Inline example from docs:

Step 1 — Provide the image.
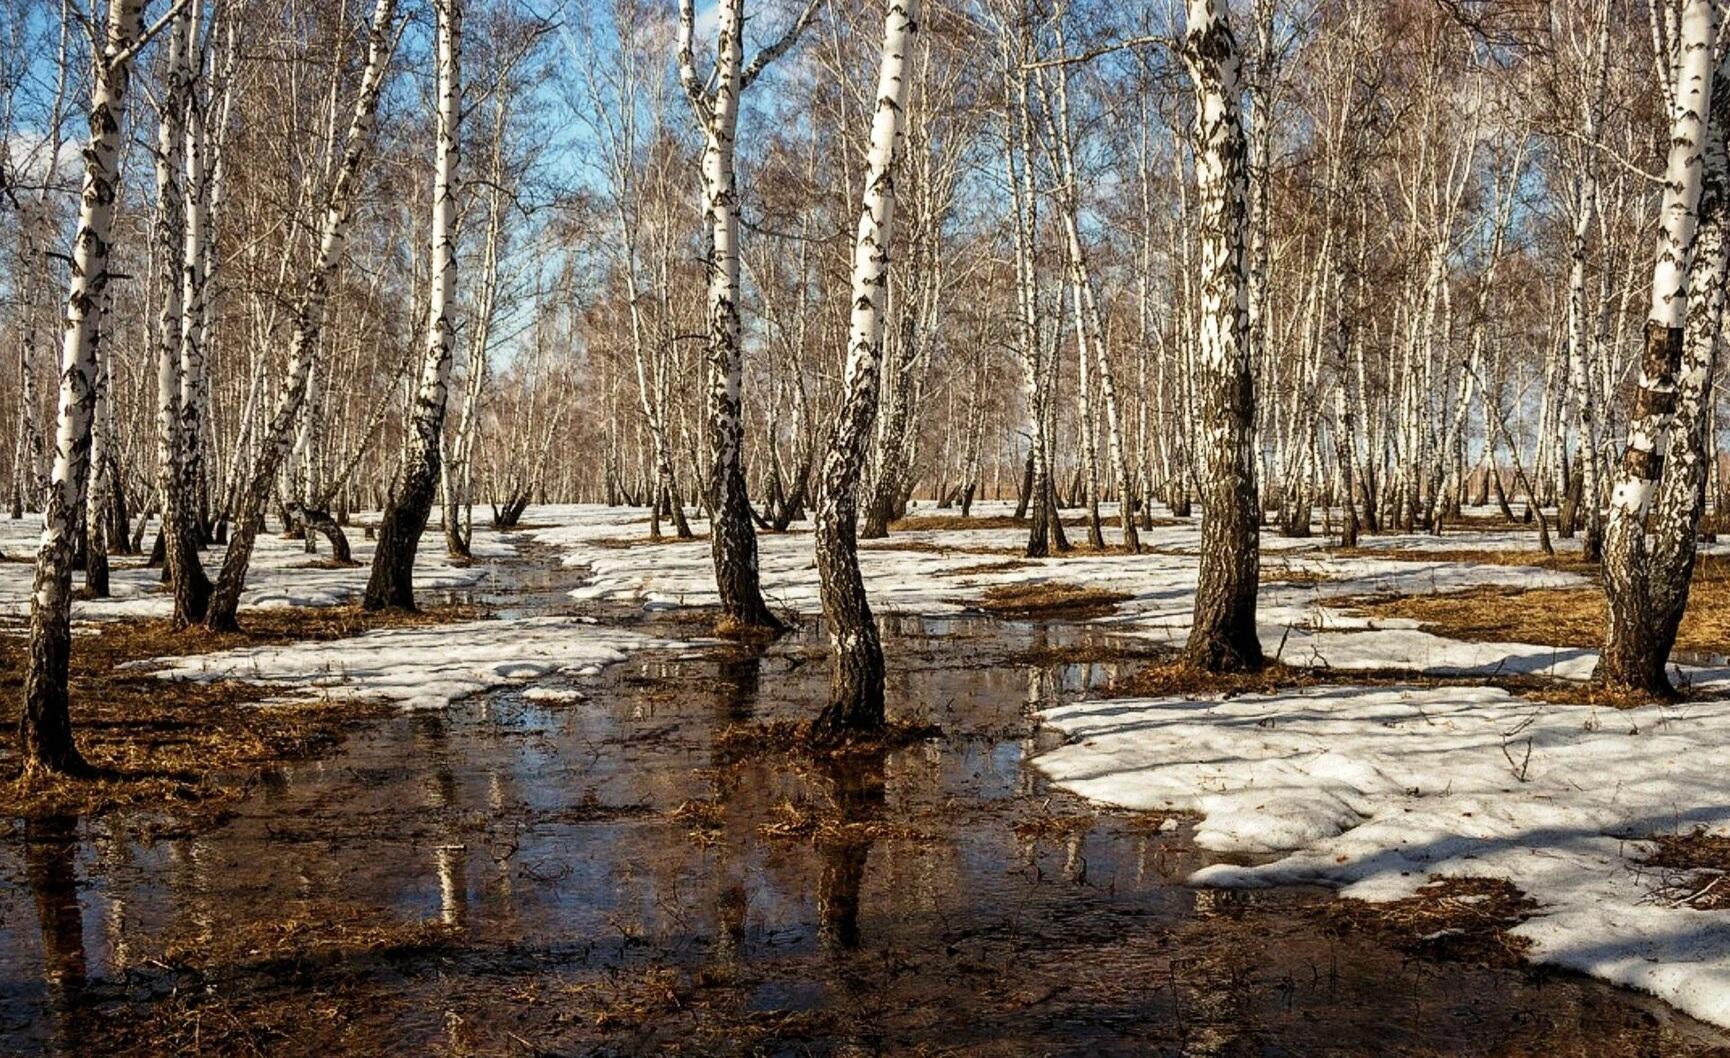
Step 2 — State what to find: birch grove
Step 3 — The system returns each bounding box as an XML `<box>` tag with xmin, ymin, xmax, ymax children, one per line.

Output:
<box><xmin>10</xmin><ymin>0</ymin><xmax>1730</xmax><ymax>776</ymax></box>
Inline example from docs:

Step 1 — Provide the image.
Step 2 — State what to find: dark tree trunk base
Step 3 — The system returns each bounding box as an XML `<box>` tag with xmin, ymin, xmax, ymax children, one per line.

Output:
<box><xmin>302</xmin><ymin>508</ymin><xmax>354</xmax><ymax>564</ymax></box>
<box><xmin>364</xmin><ymin>483</ymin><xmax>436</xmax><ymax>612</ymax></box>
<box><xmin>1184</xmin><ymin>632</ymin><xmax>1265</xmax><ymax>675</ymax></box>
<box><xmin>809</xmin><ymin>635</ymin><xmax>887</xmax><ymax>749</ymax></box>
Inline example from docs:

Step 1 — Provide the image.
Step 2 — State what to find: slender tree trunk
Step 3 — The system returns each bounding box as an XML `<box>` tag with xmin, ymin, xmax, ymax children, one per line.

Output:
<box><xmin>1182</xmin><ymin>0</ymin><xmax>1262</xmax><ymax>672</ymax></box>
<box><xmin>22</xmin><ymin>0</ymin><xmax>146</xmax><ymax>777</ymax></box>
<box><xmin>364</xmin><ymin>0</ymin><xmax>460</xmax><ymax>612</ymax></box>
<box><xmin>810</xmin><ymin>0</ymin><xmax>917</xmax><ymax>747</ymax></box>
<box><xmin>206</xmin><ymin>0</ymin><xmax>397</xmax><ymax>630</ymax></box>
<box><xmin>677</xmin><ymin>0</ymin><xmax>812</xmax><ymax>632</ymax></box>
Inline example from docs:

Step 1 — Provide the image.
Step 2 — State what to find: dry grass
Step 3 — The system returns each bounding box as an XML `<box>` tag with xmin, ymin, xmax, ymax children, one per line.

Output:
<box><xmin>859</xmin><ymin>538</ymin><xmax>1023</xmax><ymax>557</ymax></box>
<box><xmin>1052</xmin><ymin>541</ymin><xmax>1146</xmax><ymax>557</ymax></box>
<box><xmin>1335</xmin><ymin>545</ymin><xmax>1599</xmax><ymax>576</ymax></box>
<box><xmin>160</xmin><ymin>900</ymin><xmax>458</xmax><ymax>970</ymax></box>
<box><xmin>711</xmin><ymin>613</ymin><xmax>795</xmax><ymax>644</ymax></box>
<box><xmin>587</xmin><ymin>533</ymin><xmax>709</xmax><ymax>549</ymax></box>
<box><xmin>1322</xmin><ymin>876</ymin><xmax>1536</xmax><ymax>966</ymax></box>
<box><xmin>1260</xmin><ymin>564</ymin><xmax>1330</xmax><ymax>585</ymax></box>
<box><xmin>1344</xmin><ymin>554</ymin><xmax>1730</xmax><ymax>660</ymax></box>
<box><xmin>973</xmin><ymin>582</ymin><xmax>1132</xmax><ymax>620</ymax></box>
<box><xmin>1006</xmin><ymin>639</ymin><xmax>1171</xmax><ymax>669</ymax></box>
<box><xmin>891</xmin><ymin>514</ymin><xmax>1027</xmax><ymax>532</ymax></box>
<box><xmin>670</xmin><ymin>797</ymin><xmax>727</xmax><ymax>843</ymax></box>
<box><xmin>713</xmin><ymin>718</ymin><xmax>942</xmax><ymax>758</ymax></box>
<box><xmin>0</xmin><ymin>603</ymin><xmax>479</xmax><ymax>825</ymax></box>
<box><xmin>294</xmin><ymin>557</ymin><xmax>363</xmax><ymax>570</ymax></box>
<box><xmin>1011</xmin><ymin>812</ymin><xmax>1098</xmax><ymax>839</ymax></box>
<box><xmin>756</xmin><ymin>796</ymin><xmax>933</xmax><ymax>844</ymax></box>
<box><xmin>1104</xmin><ymin>658</ymin><xmax>1349</xmax><ymax>699</ymax></box>
<box><xmin>950</xmin><ymin>559</ymin><xmax>1039</xmax><ymax>576</ymax></box>
<box><xmin>1640</xmin><ymin>829</ymin><xmax>1730</xmax><ymax>910</ymax></box>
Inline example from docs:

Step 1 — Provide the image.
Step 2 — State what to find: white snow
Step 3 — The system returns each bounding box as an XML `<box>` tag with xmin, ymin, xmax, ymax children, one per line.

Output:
<box><xmin>1037</xmin><ymin>685</ymin><xmax>1730</xmax><ymax>1028</ymax></box>
<box><xmin>0</xmin><ymin>515</ymin><xmax>507</xmax><ymax>622</ymax></box>
<box><xmin>142</xmin><ymin>616</ymin><xmax>681</xmax><ymax>710</ymax></box>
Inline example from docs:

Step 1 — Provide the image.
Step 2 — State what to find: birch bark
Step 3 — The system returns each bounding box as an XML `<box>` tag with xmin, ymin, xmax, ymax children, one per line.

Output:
<box><xmin>676</xmin><ymin>0</ymin><xmax>823</xmax><ymax>632</ymax></box>
<box><xmin>1182</xmin><ymin>0</ymin><xmax>1261</xmax><ymax>672</ymax></box>
<box><xmin>23</xmin><ymin>0</ymin><xmax>151</xmax><ymax>775</ymax></box>
<box><xmin>1600</xmin><ymin>0</ymin><xmax>1718</xmax><ymax>694</ymax></box>
<box><xmin>810</xmin><ymin>0</ymin><xmax>918</xmax><ymax>746</ymax></box>
<box><xmin>364</xmin><ymin>0</ymin><xmax>460</xmax><ymax>611</ymax></box>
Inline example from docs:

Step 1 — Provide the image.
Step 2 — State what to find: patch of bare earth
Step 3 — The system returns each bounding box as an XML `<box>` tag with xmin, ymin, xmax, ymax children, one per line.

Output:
<box><xmin>860</xmin><ymin>538</ymin><xmax>1023</xmax><ymax>557</ymax></box>
<box><xmin>1260</xmin><ymin>562</ymin><xmax>1330</xmax><ymax>585</ymax></box>
<box><xmin>1334</xmin><ymin>544</ymin><xmax>1599</xmax><ymax>576</ymax></box>
<box><xmin>973</xmin><ymin>582</ymin><xmax>1132</xmax><ymax>620</ymax></box>
<box><xmin>0</xmin><ymin>602</ymin><xmax>481</xmax><ymax>826</ymax></box>
<box><xmin>586</xmin><ymin>532</ymin><xmax>710</xmax><ymax>549</ymax></box>
<box><xmin>1641</xmin><ymin>829</ymin><xmax>1730</xmax><ymax>910</ymax></box>
<box><xmin>1321</xmin><ymin>876</ymin><xmax>1537</xmax><ymax>967</ymax></box>
<box><xmin>892</xmin><ymin>514</ymin><xmax>1027</xmax><ymax>532</ymax></box>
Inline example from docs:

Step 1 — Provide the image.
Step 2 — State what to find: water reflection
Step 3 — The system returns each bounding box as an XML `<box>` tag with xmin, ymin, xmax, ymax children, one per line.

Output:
<box><xmin>0</xmin><ymin>614</ymin><xmax>1723</xmax><ymax>1055</ymax></box>
<box><xmin>24</xmin><ymin>817</ymin><xmax>84</xmax><ymax>991</ymax></box>
<box><xmin>814</xmin><ymin>753</ymin><xmax>885</xmax><ymax>953</ymax></box>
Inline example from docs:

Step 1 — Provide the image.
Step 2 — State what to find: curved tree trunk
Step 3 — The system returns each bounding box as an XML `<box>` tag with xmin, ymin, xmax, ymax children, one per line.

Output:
<box><xmin>22</xmin><ymin>0</ymin><xmax>146</xmax><ymax>777</ymax></box>
<box><xmin>364</xmin><ymin>0</ymin><xmax>461</xmax><ymax>612</ymax></box>
<box><xmin>810</xmin><ymin>0</ymin><xmax>917</xmax><ymax>747</ymax></box>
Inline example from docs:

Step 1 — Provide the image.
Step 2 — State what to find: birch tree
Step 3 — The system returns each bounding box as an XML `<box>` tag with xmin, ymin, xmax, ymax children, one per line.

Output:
<box><xmin>364</xmin><ymin>0</ymin><xmax>461</xmax><ymax>611</ymax></box>
<box><xmin>1599</xmin><ymin>0</ymin><xmax>1719</xmax><ymax>696</ymax></box>
<box><xmin>22</xmin><ymin>0</ymin><xmax>173</xmax><ymax>776</ymax></box>
<box><xmin>810</xmin><ymin>0</ymin><xmax>919</xmax><ymax>746</ymax></box>
<box><xmin>1182</xmin><ymin>0</ymin><xmax>1261</xmax><ymax>672</ymax></box>
<box><xmin>676</xmin><ymin>0</ymin><xmax>823</xmax><ymax>633</ymax></box>
<box><xmin>153</xmin><ymin>0</ymin><xmax>214</xmax><ymax>628</ymax></box>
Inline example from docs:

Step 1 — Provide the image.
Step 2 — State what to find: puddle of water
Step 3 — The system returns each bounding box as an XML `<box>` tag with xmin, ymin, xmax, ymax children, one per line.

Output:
<box><xmin>0</xmin><ymin>555</ymin><xmax>1726</xmax><ymax>1055</ymax></box>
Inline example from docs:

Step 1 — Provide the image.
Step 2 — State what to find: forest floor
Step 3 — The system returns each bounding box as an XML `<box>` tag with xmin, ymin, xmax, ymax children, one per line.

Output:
<box><xmin>0</xmin><ymin>504</ymin><xmax>1729</xmax><ymax>1054</ymax></box>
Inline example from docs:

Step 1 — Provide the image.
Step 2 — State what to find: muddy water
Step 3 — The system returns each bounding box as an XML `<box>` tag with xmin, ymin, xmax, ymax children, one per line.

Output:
<box><xmin>1</xmin><ymin>564</ymin><xmax>1728</xmax><ymax>1054</ymax></box>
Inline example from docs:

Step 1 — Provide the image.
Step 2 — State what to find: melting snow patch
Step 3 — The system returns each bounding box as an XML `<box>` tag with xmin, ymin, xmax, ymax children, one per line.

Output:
<box><xmin>144</xmin><ymin>616</ymin><xmax>675</xmax><ymax>710</ymax></box>
<box><xmin>524</xmin><ymin>687</ymin><xmax>588</xmax><ymax>703</ymax></box>
<box><xmin>1036</xmin><ymin>685</ymin><xmax>1730</xmax><ymax>1027</ymax></box>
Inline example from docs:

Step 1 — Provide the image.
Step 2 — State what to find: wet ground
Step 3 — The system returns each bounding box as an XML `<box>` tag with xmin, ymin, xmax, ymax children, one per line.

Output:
<box><xmin>2</xmin><ymin>548</ymin><xmax>1729</xmax><ymax>1055</ymax></box>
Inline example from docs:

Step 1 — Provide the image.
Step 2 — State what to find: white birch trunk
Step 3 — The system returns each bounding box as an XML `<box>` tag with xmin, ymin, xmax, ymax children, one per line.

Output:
<box><xmin>810</xmin><ymin>0</ymin><xmax>918</xmax><ymax>744</ymax></box>
<box><xmin>23</xmin><ymin>0</ymin><xmax>149</xmax><ymax>775</ymax></box>
<box><xmin>1182</xmin><ymin>0</ymin><xmax>1261</xmax><ymax>671</ymax></box>
<box><xmin>363</xmin><ymin>0</ymin><xmax>459</xmax><ymax>611</ymax></box>
<box><xmin>1601</xmin><ymin>0</ymin><xmax>1719</xmax><ymax>693</ymax></box>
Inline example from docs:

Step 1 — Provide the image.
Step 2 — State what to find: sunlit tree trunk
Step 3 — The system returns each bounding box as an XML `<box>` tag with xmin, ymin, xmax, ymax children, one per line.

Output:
<box><xmin>676</xmin><ymin>0</ymin><xmax>821</xmax><ymax>631</ymax></box>
<box><xmin>1182</xmin><ymin>0</ymin><xmax>1262</xmax><ymax>672</ymax></box>
<box><xmin>1600</xmin><ymin>0</ymin><xmax>1718</xmax><ymax>695</ymax></box>
<box><xmin>364</xmin><ymin>0</ymin><xmax>460</xmax><ymax>611</ymax></box>
<box><xmin>22</xmin><ymin>0</ymin><xmax>149</xmax><ymax>777</ymax></box>
<box><xmin>810</xmin><ymin>0</ymin><xmax>918</xmax><ymax>746</ymax></box>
